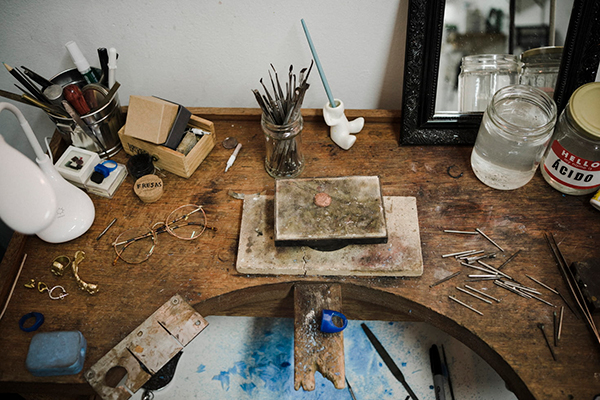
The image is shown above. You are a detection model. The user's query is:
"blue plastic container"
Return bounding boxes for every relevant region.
[25,331,87,377]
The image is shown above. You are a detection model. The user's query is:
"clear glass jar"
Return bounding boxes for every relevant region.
[541,82,600,195]
[262,113,305,178]
[458,54,518,112]
[471,84,557,190]
[519,46,563,98]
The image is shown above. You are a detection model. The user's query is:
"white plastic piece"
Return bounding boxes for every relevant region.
[323,99,364,150]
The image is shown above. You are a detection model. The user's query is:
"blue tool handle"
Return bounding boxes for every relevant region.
[301,19,336,108]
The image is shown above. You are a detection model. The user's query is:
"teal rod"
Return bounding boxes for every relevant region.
[301,19,336,107]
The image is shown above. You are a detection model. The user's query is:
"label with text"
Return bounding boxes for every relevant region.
[543,140,600,190]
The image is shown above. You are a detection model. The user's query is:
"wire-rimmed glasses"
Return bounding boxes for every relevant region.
[112,204,210,265]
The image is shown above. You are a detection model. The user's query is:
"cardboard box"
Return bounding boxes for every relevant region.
[124,96,182,144]
[119,114,216,178]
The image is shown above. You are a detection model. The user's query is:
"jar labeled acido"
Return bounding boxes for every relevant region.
[541,82,600,195]
[471,85,557,190]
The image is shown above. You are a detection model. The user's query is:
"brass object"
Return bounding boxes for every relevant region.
[51,255,71,276]
[37,281,48,293]
[24,279,35,289]
[72,251,99,295]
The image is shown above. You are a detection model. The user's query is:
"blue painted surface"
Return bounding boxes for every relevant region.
[131,317,518,400]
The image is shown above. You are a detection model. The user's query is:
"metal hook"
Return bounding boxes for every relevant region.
[48,285,69,300]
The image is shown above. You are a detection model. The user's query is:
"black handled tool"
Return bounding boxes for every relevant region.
[361,323,419,400]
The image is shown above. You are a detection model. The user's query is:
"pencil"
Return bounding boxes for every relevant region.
[3,62,46,102]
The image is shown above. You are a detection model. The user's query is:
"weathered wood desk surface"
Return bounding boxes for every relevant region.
[1,108,599,399]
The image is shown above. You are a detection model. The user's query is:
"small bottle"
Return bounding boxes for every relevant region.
[458,54,518,112]
[519,46,563,98]
[541,82,600,195]
[65,41,100,84]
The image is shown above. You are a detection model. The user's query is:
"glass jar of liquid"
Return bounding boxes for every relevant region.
[541,82,600,195]
[519,46,563,98]
[471,84,557,190]
[458,54,518,112]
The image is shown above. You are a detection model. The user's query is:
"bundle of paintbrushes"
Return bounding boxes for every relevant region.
[253,62,313,177]
[1,62,70,117]
[252,61,313,125]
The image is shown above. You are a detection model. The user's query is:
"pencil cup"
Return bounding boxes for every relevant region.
[47,68,124,158]
[262,113,305,178]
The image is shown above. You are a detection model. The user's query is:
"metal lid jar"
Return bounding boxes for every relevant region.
[519,46,563,98]
[458,54,518,112]
[541,82,600,195]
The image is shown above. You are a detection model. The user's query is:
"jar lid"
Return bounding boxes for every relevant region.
[520,46,563,63]
[461,54,518,70]
[569,82,600,139]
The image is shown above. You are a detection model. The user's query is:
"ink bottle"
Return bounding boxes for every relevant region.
[541,82,600,195]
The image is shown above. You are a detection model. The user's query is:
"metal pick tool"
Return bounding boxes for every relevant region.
[361,323,419,400]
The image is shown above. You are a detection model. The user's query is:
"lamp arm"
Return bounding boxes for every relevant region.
[0,102,46,160]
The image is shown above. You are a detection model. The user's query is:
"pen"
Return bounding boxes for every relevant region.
[430,345,446,400]
[97,48,109,85]
[108,47,118,88]
[225,142,242,172]
[21,66,53,90]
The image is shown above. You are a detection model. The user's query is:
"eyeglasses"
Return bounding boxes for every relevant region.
[112,204,212,264]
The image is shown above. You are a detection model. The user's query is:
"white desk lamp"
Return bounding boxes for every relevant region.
[0,102,95,243]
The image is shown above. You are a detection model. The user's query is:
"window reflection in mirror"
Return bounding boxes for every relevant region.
[435,0,574,113]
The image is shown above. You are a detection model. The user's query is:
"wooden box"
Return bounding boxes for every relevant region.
[118,114,216,178]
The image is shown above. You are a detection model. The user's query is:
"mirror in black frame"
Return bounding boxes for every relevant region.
[399,0,600,145]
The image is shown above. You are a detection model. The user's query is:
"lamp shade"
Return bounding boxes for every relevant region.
[0,134,57,234]
[0,102,95,243]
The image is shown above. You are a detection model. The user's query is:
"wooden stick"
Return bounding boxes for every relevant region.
[0,254,27,322]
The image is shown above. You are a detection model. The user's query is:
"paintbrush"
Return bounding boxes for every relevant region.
[3,62,46,102]
[0,88,68,117]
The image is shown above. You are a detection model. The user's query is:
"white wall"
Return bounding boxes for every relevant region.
[0,0,408,160]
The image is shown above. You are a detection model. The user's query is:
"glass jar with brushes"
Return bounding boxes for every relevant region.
[253,62,313,179]
[262,113,304,178]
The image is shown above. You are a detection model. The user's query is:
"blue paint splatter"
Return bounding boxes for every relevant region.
[196,364,206,373]
[212,370,231,390]
[401,362,407,367]
[430,385,435,390]
[240,381,256,395]
[280,361,290,368]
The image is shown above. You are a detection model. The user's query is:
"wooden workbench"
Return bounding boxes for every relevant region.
[1,108,599,400]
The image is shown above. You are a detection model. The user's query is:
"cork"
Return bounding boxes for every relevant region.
[134,174,163,203]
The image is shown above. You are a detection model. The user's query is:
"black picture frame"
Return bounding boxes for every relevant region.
[399,0,600,145]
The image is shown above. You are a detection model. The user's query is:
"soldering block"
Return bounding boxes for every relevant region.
[25,331,87,377]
